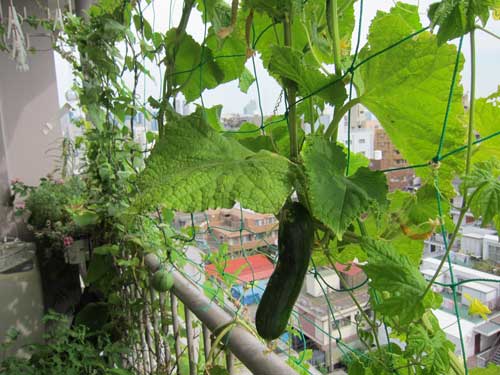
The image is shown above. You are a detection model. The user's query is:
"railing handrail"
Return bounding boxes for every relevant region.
[145,254,299,375]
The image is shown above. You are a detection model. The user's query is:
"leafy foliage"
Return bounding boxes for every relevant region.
[302,136,387,238]
[0,313,131,375]
[362,239,442,327]
[238,67,255,93]
[473,88,500,162]
[138,109,295,213]
[463,158,500,231]
[358,3,466,193]
[227,118,305,158]
[428,0,495,44]
[4,0,498,374]
[268,46,347,106]
[470,364,500,374]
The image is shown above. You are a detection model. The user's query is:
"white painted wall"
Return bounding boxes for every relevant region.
[0,39,62,186]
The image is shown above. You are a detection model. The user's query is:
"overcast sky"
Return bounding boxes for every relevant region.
[56,0,500,115]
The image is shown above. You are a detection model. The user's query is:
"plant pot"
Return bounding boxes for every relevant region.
[34,236,82,315]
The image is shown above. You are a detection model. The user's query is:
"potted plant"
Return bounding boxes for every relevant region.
[10,175,98,314]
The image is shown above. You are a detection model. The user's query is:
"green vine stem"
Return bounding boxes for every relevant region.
[284,12,299,161]
[476,25,500,41]
[309,98,316,134]
[159,0,195,136]
[420,30,476,304]
[326,0,342,76]
[325,98,361,140]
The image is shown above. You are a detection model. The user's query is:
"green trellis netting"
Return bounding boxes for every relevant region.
[137,0,500,374]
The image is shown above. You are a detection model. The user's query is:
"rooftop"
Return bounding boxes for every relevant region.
[205,254,274,283]
[296,284,370,318]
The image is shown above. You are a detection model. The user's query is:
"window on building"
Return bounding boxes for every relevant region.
[359,138,366,144]
[255,219,264,226]
[333,318,351,328]
[430,244,436,253]
[488,244,500,263]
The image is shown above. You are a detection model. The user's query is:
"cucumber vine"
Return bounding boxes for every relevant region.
[4,1,499,374]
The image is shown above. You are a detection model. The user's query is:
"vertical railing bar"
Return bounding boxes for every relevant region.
[149,287,163,369]
[202,323,211,361]
[159,292,172,371]
[185,308,197,375]
[124,286,139,370]
[170,293,182,375]
[134,286,151,374]
[142,286,156,373]
[226,349,235,374]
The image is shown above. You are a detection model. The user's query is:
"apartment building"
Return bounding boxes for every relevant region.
[371,127,415,191]
[292,264,370,371]
[198,208,278,256]
[461,226,500,264]
[420,257,500,365]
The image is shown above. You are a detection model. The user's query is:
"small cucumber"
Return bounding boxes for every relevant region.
[151,269,174,292]
[256,201,314,340]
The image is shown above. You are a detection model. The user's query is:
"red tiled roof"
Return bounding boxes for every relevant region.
[335,262,362,276]
[205,254,274,283]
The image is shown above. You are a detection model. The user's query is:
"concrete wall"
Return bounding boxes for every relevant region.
[0,0,65,355]
[0,0,63,237]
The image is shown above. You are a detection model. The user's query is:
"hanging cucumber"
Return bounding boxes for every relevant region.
[256,201,314,340]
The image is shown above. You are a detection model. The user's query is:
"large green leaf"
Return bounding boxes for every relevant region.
[362,239,443,327]
[268,46,347,107]
[463,159,500,232]
[301,136,387,238]
[358,3,466,193]
[166,29,223,102]
[137,110,294,213]
[196,0,232,33]
[326,185,446,267]
[299,0,355,64]
[248,9,309,67]
[227,118,305,158]
[205,29,247,84]
[238,67,255,93]
[473,88,500,162]
[405,318,455,374]
[245,0,297,20]
[428,0,493,44]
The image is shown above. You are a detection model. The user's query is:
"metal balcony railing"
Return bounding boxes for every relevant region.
[134,254,298,375]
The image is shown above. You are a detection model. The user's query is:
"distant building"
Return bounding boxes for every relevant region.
[461,226,500,263]
[301,112,331,135]
[420,257,500,365]
[371,127,415,191]
[222,114,260,130]
[198,208,278,257]
[243,100,257,115]
[174,97,192,115]
[337,108,379,159]
[293,264,371,371]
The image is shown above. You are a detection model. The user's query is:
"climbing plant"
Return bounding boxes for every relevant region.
[135,1,500,374]
[2,0,500,374]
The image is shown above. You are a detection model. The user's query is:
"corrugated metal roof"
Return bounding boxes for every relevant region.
[205,254,274,283]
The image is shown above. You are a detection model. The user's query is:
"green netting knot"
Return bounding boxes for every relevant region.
[430,159,441,169]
